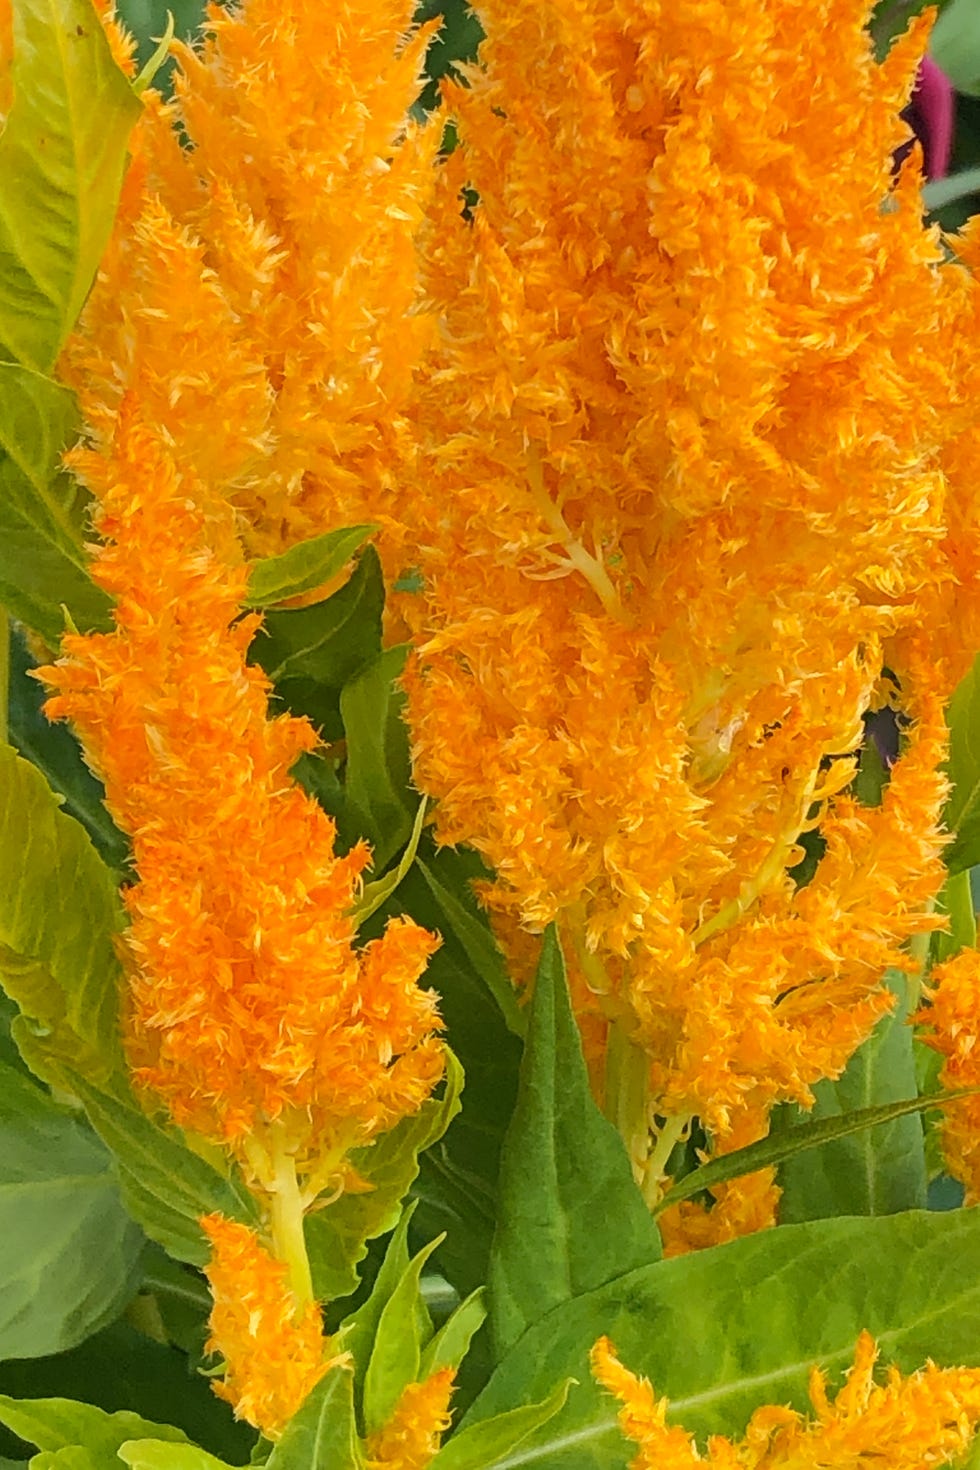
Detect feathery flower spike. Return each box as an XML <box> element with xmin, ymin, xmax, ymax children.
<box><xmin>365</xmin><ymin>1368</ymin><xmax>456</xmax><ymax>1469</ymax></box>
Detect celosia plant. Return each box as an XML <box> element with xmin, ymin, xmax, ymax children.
<box><xmin>5</xmin><ymin>0</ymin><xmax>980</xmax><ymax>1467</ymax></box>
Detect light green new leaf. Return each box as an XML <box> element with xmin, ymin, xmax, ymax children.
<box><xmin>432</xmin><ymin>1382</ymin><xmax>571</xmax><ymax>1470</ymax></box>
<box><xmin>363</xmin><ymin>1236</ymin><xmax>443</xmax><ymax>1436</ymax></box>
<box><xmin>419</xmin><ymin>1289</ymin><xmax>487</xmax><ymax>1379</ymax></box>
<box><xmin>0</xmin><ymin>1399</ymin><xmax>186</xmax><ymax>1462</ymax></box>
<box><xmin>340</xmin><ymin>1205</ymin><xmax>416</xmax><ymax>1389</ymax></box>
<box><xmin>488</xmin><ymin>927</ymin><xmax>661</xmax><ymax>1363</ymax></box>
<box><xmin>306</xmin><ymin>1051</ymin><xmax>463</xmax><ymax>1302</ymax></box>
<box><xmin>465</xmin><ymin>1207</ymin><xmax>980</xmax><ymax>1465</ymax></box>
<box><xmin>658</xmin><ymin>1089</ymin><xmax>970</xmax><ymax>1214</ymax></box>
<box><xmin>246</xmin><ymin>526</ymin><xmax>377</xmax><ymax>608</ymax></box>
<box><xmin>119</xmin><ymin>1445</ymin><xmax>232</xmax><ymax>1470</ymax></box>
<box><xmin>0</xmin><ymin>359</ymin><xmax>110</xmax><ymax>637</ymax></box>
<box><xmin>73</xmin><ymin>1081</ymin><xmax>260</xmax><ymax>1267</ymax></box>
<box><xmin>931</xmin><ymin>866</ymin><xmax>978</xmax><ymax>965</ymax></box>
<box><xmin>0</xmin><ymin>1062</ymin><xmax>144</xmax><ymax>1358</ymax></box>
<box><xmin>350</xmin><ymin>799</ymin><xmax>427</xmax><ymax>931</ymax></box>
<box><xmin>30</xmin><ymin>1448</ymin><xmax>97</xmax><ymax>1470</ymax></box>
<box><xmin>339</xmin><ymin>645</ymin><xmax>415</xmax><ymax>871</ymax></box>
<box><xmin>943</xmin><ymin>652</ymin><xmax>980</xmax><ymax>874</ymax></box>
<box><xmin>0</xmin><ymin>742</ymin><xmax>125</xmax><ymax>1086</ymax></box>
<box><xmin>0</xmin><ymin>0</ymin><xmax>141</xmax><ymax>372</ymax></box>
<box><xmin>777</xmin><ymin>969</ymin><xmax>926</xmax><ymax>1222</ymax></box>
<box><xmin>264</xmin><ymin>1368</ymin><xmax>363</xmax><ymax>1470</ymax></box>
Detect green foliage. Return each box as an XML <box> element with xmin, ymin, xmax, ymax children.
<box><xmin>432</xmin><ymin>1381</ymin><xmax>571</xmax><ymax>1470</ymax></box>
<box><xmin>119</xmin><ymin>1445</ymin><xmax>233</xmax><ymax>1470</ymax></box>
<box><xmin>7</xmin><ymin>625</ymin><xmax>127</xmax><ymax>872</ymax></box>
<box><xmin>0</xmin><ymin>1401</ymin><xmax>187</xmax><ymax>1465</ymax></box>
<box><xmin>338</xmin><ymin>646</ymin><xmax>415</xmax><ymax>871</ymax></box>
<box><xmin>0</xmin><ymin>1063</ymin><xmax>144</xmax><ymax>1359</ymax></box>
<box><xmin>932</xmin><ymin>0</ymin><xmax>980</xmax><ymax>95</ymax></box>
<box><xmin>263</xmin><ymin>1371</ymin><xmax>362</xmax><ymax>1470</ymax></box>
<box><xmin>305</xmin><ymin>1052</ymin><xmax>463</xmax><ymax>1301</ymax></box>
<box><xmin>777</xmin><ymin>970</ymin><xmax>927</xmax><ymax>1221</ymax></box>
<box><xmin>0</xmin><ymin>0</ymin><xmax>140</xmax><ymax>372</ymax></box>
<box><xmin>419</xmin><ymin>1291</ymin><xmax>486</xmax><ymax>1380</ymax></box>
<box><xmin>945</xmin><ymin>652</ymin><xmax>980</xmax><ymax>875</ymax></box>
<box><xmin>0</xmin><ymin>743</ymin><xmax>126</xmax><ymax>1086</ymax></box>
<box><xmin>466</xmin><ymin>1208</ymin><xmax>980</xmax><ymax>1463</ymax></box>
<box><xmin>246</xmin><ymin>528</ymin><xmax>377</xmax><ymax>609</ymax></box>
<box><xmin>488</xmin><ymin>927</ymin><xmax>661</xmax><ymax>1363</ymax></box>
<box><xmin>362</xmin><ymin>1236</ymin><xmax>441</xmax><ymax>1435</ymax></box>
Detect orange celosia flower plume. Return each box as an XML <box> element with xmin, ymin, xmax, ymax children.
<box><xmin>294</xmin><ymin>0</ymin><xmax>980</xmax><ymax>1246</ymax></box>
<box><xmin>591</xmin><ymin>1333</ymin><xmax>980</xmax><ymax>1469</ymax></box>
<box><xmin>36</xmin><ymin>0</ymin><xmax>447</xmax><ymax>1430</ymax></box>
<box><xmin>365</xmin><ymin>1367</ymin><xmax>456</xmax><ymax>1469</ymax></box>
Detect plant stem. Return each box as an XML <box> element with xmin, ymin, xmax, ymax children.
<box><xmin>268</xmin><ymin>1131</ymin><xmax>314</xmax><ymax>1310</ymax></box>
<box><xmin>641</xmin><ymin>1112</ymin><xmax>692</xmax><ymax>1210</ymax></box>
<box><xmin>604</xmin><ymin>1017</ymin><xmax>651</xmax><ymax>1185</ymax></box>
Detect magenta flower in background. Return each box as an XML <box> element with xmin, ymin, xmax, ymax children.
<box><xmin>907</xmin><ymin>54</ymin><xmax>955</xmax><ymax>179</ymax></box>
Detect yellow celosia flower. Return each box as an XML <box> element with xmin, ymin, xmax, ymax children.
<box><xmin>297</xmin><ymin>0</ymin><xmax>980</xmax><ymax>1236</ymax></box>
<box><xmin>915</xmin><ymin>947</ymin><xmax>980</xmax><ymax>1199</ymax></box>
<box><xmin>201</xmin><ymin>1214</ymin><xmax>341</xmax><ymax>1439</ymax></box>
<box><xmin>591</xmin><ymin>1332</ymin><xmax>980</xmax><ymax>1469</ymax></box>
<box><xmin>365</xmin><ymin>1368</ymin><xmax>456</xmax><ymax>1469</ymax></box>
<box><xmin>41</xmin><ymin>397</ymin><xmax>445</xmax><ymax>1204</ymax></box>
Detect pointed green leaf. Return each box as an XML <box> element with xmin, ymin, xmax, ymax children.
<box><xmin>488</xmin><ymin>926</ymin><xmax>661</xmax><ymax>1363</ymax></box>
<box><xmin>932</xmin><ymin>866</ymin><xmax>978</xmax><ymax>965</ymax></box>
<box><xmin>363</xmin><ymin>1236</ymin><xmax>443</xmax><ymax>1436</ymax></box>
<box><xmin>119</xmin><ymin>1445</ymin><xmax>231</xmax><ymax>1470</ymax></box>
<box><xmin>72</xmin><ymin>1080</ymin><xmax>261</xmax><ymax>1266</ymax></box>
<box><xmin>131</xmin><ymin>10</ymin><xmax>175</xmax><ymax>95</ymax></box>
<box><xmin>0</xmin><ymin>742</ymin><xmax>125</xmax><ymax>1086</ymax></box>
<box><xmin>264</xmin><ymin>1367</ymin><xmax>364</xmax><ymax>1470</ymax></box>
<box><xmin>306</xmin><ymin>1051</ymin><xmax>463</xmax><ymax>1302</ymax></box>
<box><xmin>338</xmin><ymin>644</ymin><xmax>415</xmax><ymax>871</ymax></box>
<box><xmin>417</xmin><ymin>858</ymin><xmax>525</xmax><ymax>1039</ymax></box>
<box><xmin>246</xmin><ymin>527</ymin><xmax>377</xmax><ymax>608</ymax></box>
<box><xmin>465</xmin><ymin>1207</ymin><xmax>980</xmax><ymax>1464</ymax></box>
<box><xmin>943</xmin><ymin>652</ymin><xmax>980</xmax><ymax>874</ymax></box>
<box><xmin>0</xmin><ymin>1061</ymin><xmax>144</xmax><ymax>1357</ymax></box>
<box><xmin>432</xmin><ymin>1382</ymin><xmax>571</xmax><ymax>1470</ymax></box>
<box><xmin>777</xmin><ymin>969</ymin><xmax>927</xmax><ymax>1221</ymax></box>
<box><xmin>0</xmin><ymin>0</ymin><xmax>141</xmax><ymax>372</ymax></box>
<box><xmin>419</xmin><ymin>1290</ymin><xmax>487</xmax><ymax>1379</ymax></box>
<box><xmin>350</xmin><ymin>799</ymin><xmax>427</xmax><ymax>931</ymax></box>
<box><xmin>0</xmin><ymin>1400</ymin><xmax>186</xmax><ymax>1462</ymax></box>
<box><xmin>658</xmin><ymin>1089</ymin><xmax>973</xmax><ymax>1214</ymax></box>
<box><xmin>340</xmin><ymin>1205</ymin><xmax>417</xmax><ymax>1388</ymax></box>
<box><xmin>931</xmin><ymin>0</ymin><xmax>980</xmax><ymax>95</ymax></box>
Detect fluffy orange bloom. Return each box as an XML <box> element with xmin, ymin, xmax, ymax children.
<box><xmin>591</xmin><ymin>1332</ymin><xmax>980</xmax><ymax>1469</ymax></box>
<box><xmin>41</xmin><ymin>399</ymin><xmax>444</xmax><ymax>1191</ymax></box>
<box><xmin>915</xmin><ymin>947</ymin><xmax>980</xmax><ymax>1199</ymax></box>
<box><xmin>365</xmin><ymin>1368</ymin><xmax>456</xmax><ymax>1469</ymax></box>
<box><xmin>201</xmin><ymin>1214</ymin><xmax>339</xmax><ymax>1438</ymax></box>
<box><xmin>295</xmin><ymin>0</ymin><xmax>980</xmax><ymax>1235</ymax></box>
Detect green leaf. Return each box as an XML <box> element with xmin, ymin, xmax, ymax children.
<box><xmin>658</xmin><ymin>1090</ymin><xmax>966</xmax><ymax>1214</ymax></box>
<box><xmin>943</xmin><ymin>652</ymin><xmax>980</xmax><ymax>874</ymax></box>
<box><xmin>0</xmin><ymin>0</ymin><xmax>141</xmax><ymax>372</ymax></box>
<box><xmin>432</xmin><ymin>1382</ymin><xmax>571</xmax><ymax>1470</ymax></box>
<box><xmin>305</xmin><ymin>1052</ymin><xmax>463</xmax><ymax>1302</ymax></box>
<box><xmin>0</xmin><ymin>742</ymin><xmax>125</xmax><ymax>1086</ymax></box>
<box><xmin>119</xmin><ymin>1445</ymin><xmax>232</xmax><ymax>1470</ymax></box>
<box><xmin>264</xmin><ymin>1368</ymin><xmax>363</xmax><ymax>1470</ymax></box>
<box><xmin>488</xmin><ymin>927</ymin><xmax>661</xmax><ymax>1363</ymax></box>
<box><xmin>0</xmin><ymin>1320</ymin><xmax>254</xmax><ymax>1465</ymax></box>
<box><xmin>340</xmin><ymin>1204</ymin><xmax>416</xmax><ymax>1390</ymax></box>
<box><xmin>338</xmin><ymin>645</ymin><xmax>415</xmax><ymax>871</ymax></box>
<box><xmin>30</xmin><ymin>1451</ymin><xmax>97</xmax><ymax>1470</ymax></box>
<box><xmin>0</xmin><ymin>1400</ymin><xmax>186</xmax><ymax>1463</ymax></box>
<box><xmin>246</xmin><ymin>527</ymin><xmax>376</xmax><ymax>608</ymax></box>
<box><xmin>923</xmin><ymin>167</ymin><xmax>980</xmax><ymax>212</ymax></box>
<box><xmin>8</xmin><ymin>625</ymin><xmax>127</xmax><ymax>870</ymax></box>
<box><xmin>131</xmin><ymin>9</ymin><xmax>174</xmax><ymax>95</ymax></box>
<box><xmin>363</xmin><ymin>1236</ymin><xmax>443</xmax><ymax>1436</ymax></box>
<box><xmin>465</xmin><ymin>1207</ymin><xmax>980</xmax><ymax>1463</ymax></box>
<box><xmin>72</xmin><ymin>1080</ymin><xmax>260</xmax><ymax>1267</ymax></box>
<box><xmin>931</xmin><ymin>0</ymin><xmax>980</xmax><ymax>95</ymax></box>
<box><xmin>777</xmin><ymin>969</ymin><xmax>927</xmax><ymax>1221</ymax></box>
<box><xmin>350</xmin><ymin>799</ymin><xmax>427</xmax><ymax>931</ymax></box>
<box><xmin>137</xmin><ymin>1246</ymin><xmax>212</xmax><ymax>1358</ymax></box>
<box><xmin>0</xmin><ymin>1061</ymin><xmax>144</xmax><ymax>1358</ymax></box>
<box><xmin>931</xmin><ymin>867</ymin><xmax>978</xmax><ymax>965</ymax></box>
<box><xmin>419</xmin><ymin>1290</ymin><xmax>487</xmax><ymax>1379</ymax></box>
<box><xmin>251</xmin><ymin>547</ymin><xmax>384</xmax><ymax>736</ymax></box>
<box><xmin>417</xmin><ymin>858</ymin><xmax>525</xmax><ymax>1040</ymax></box>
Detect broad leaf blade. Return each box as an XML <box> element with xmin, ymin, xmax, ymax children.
<box><xmin>465</xmin><ymin>1208</ymin><xmax>980</xmax><ymax>1464</ymax></box>
<box><xmin>363</xmin><ymin>1236</ymin><xmax>443</xmax><ymax>1436</ymax></box>
<box><xmin>433</xmin><ymin>1382</ymin><xmax>570</xmax><ymax>1470</ymax></box>
<box><xmin>264</xmin><ymin>1368</ymin><xmax>363</xmax><ymax>1470</ymax></box>
<box><xmin>0</xmin><ymin>0</ymin><xmax>141</xmax><ymax>372</ymax></box>
<box><xmin>943</xmin><ymin>652</ymin><xmax>980</xmax><ymax>874</ymax></box>
<box><xmin>0</xmin><ymin>742</ymin><xmax>125</xmax><ymax>1085</ymax></box>
<box><xmin>0</xmin><ymin>1400</ymin><xmax>186</xmax><ymax>1460</ymax></box>
<box><xmin>119</xmin><ymin>1445</ymin><xmax>232</xmax><ymax>1470</ymax></box>
<box><xmin>777</xmin><ymin>969</ymin><xmax>927</xmax><ymax>1221</ymax></box>
<box><xmin>246</xmin><ymin>526</ymin><xmax>376</xmax><ymax>608</ymax></box>
<box><xmin>0</xmin><ymin>1062</ymin><xmax>144</xmax><ymax>1358</ymax></box>
<box><xmin>338</xmin><ymin>644</ymin><xmax>415</xmax><ymax>871</ymax></box>
<box><xmin>488</xmin><ymin>927</ymin><xmax>661</xmax><ymax>1362</ymax></box>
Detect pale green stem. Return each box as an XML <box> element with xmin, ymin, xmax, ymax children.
<box><xmin>268</xmin><ymin>1134</ymin><xmax>314</xmax><ymax>1310</ymax></box>
<box><xmin>604</xmin><ymin>1018</ymin><xmax>652</xmax><ymax>1185</ymax></box>
<box><xmin>641</xmin><ymin>1112</ymin><xmax>692</xmax><ymax>1210</ymax></box>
